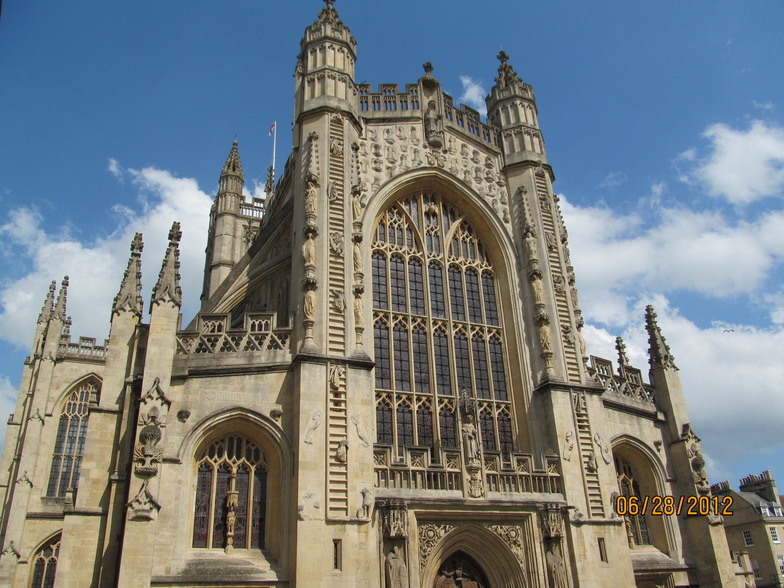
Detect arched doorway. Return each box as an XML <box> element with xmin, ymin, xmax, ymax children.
<box><xmin>434</xmin><ymin>551</ymin><xmax>490</xmax><ymax>587</ymax></box>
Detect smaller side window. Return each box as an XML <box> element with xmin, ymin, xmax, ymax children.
<box><xmin>742</xmin><ymin>529</ymin><xmax>754</xmax><ymax>547</ymax></box>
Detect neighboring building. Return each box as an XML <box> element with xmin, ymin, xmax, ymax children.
<box><xmin>0</xmin><ymin>2</ymin><xmax>752</xmax><ymax>586</ymax></box>
<box><xmin>713</xmin><ymin>472</ymin><xmax>784</xmax><ymax>587</ymax></box>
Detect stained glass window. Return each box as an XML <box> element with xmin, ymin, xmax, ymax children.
<box><xmin>30</xmin><ymin>535</ymin><xmax>60</xmax><ymax>588</ymax></box>
<box><xmin>615</xmin><ymin>456</ymin><xmax>651</xmax><ymax>546</ymax></box>
<box><xmin>371</xmin><ymin>192</ymin><xmax>514</xmax><ymax>464</ymax></box>
<box><xmin>192</xmin><ymin>434</ymin><xmax>267</xmax><ymax>550</ymax></box>
<box><xmin>47</xmin><ymin>381</ymin><xmax>97</xmax><ymax>497</ymax></box>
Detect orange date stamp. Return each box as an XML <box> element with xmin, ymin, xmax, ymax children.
<box><xmin>615</xmin><ymin>495</ymin><xmax>733</xmax><ymax>517</ymax></box>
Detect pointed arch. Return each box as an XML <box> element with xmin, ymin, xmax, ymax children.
<box><xmin>45</xmin><ymin>376</ymin><xmax>101</xmax><ymax>497</ymax></box>
<box><xmin>420</xmin><ymin>524</ymin><xmax>528</xmax><ymax>588</ymax></box>
<box><xmin>28</xmin><ymin>532</ymin><xmax>61</xmax><ymax>588</ymax></box>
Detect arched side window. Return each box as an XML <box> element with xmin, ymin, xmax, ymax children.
<box><xmin>30</xmin><ymin>534</ymin><xmax>60</xmax><ymax>588</ymax></box>
<box><xmin>46</xmin><ymin>381</ymin><xmax>98</xmax><ymax>497</ymax></box>
<box><xmin>192</xmin><ymin>434</ymin><xmax>267</xmax><ymax>550</ymax></box>
<box><xmin>372</xmin><ymin>192</ymin><xmax>513</xmax><ymax>462</ymax></box>
<box><xmin>615</xmin><ymin>455</ymin><xmax>650</xmax><ymax>546</ymax></box>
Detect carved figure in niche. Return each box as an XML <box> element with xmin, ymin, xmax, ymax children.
<box><xmin>570</xmin><ymin>285</ymin><xmax>579</xmax><ymax>308</ymax></box>
<box><xmin>531</xmin><ymin>277</ymin><xmax>544</xmax><ymax>305</ymax></box>
<box><xmin>330</xmin><ymin>137</ymin><xmax>343</xmax><ymax>156</ymax></box>
<box><xmin>336</xmin><ymin>439</ymin><xmax>348</xmax><ymax>463</ymax></box>
<box><xmin>304</xmin><ymin>179</ymin><xmax>318</xmax><ymax>217</ymax></box>
<box><xmin>357</xmin><ymin>487</ymin><xmax>373</xmax><ymax>518</ymax></box>
<box><xmin>328</xmin><ymin>181</ymin><xmax>339</xmax><ymax>202</ymax></box>
<box><xmin>372</xmin><ymin>157</ymin><xmax>384</xmax><ymax>172</ymax></box>
<box><xmin>332</xmin><ymin>289</ymin><xmax>346</xmax><ymax>312</ymax></box>
<box><xmin>426</xmin><ymin>150</ymin><xmax>438</xmax><ymax>166</ymax></box>
<box><xmin>384</xmin><ymin>127</ymin><xmax>395</xmax><ymax>144</ymax></box>
<box><xmin>399</xmin><ymin>150</ymin><xmax>409</xmax><ymax>170</ymax></box>
<box><xmin>409</xmin><ymin>126</ymin><xmax>418</xmax><ymax>143</ymax></box>
<box><xmin>449</xmin><ymin>157</ymin><xmax>459</xmax><ymax>174</ymax></box>
<box><xmin>593</xmin><ymin>432</ymin><xmax>612</xmax><ymax>464</ymax></box>
<box><xmin>463</xmin><ymin>169</ymin><xmax>472</xmax><ymax>184</ymax></box>
<box><xmin>397</xmin><ymin>125</ymin><xmax>407</xmax><ymax>142</ymax></box>
<box><xmin>447</xmin><ymin>136</ymin><xmax>455</xmax><ymax>154</ymax></box>
<box><xmin>545</xmin><ymin>231</ymin><xmax>557</xmax><ymax>252</ymax></box>
<box><xmin>329</xmin><ymin>364</ymin><xmax>344</xmax><ymax>389</ymax></box>
<box><xmin>368</xmin><ymin>129</ymin><xmax>378</xmax><ymax>142</ymax></box>
<box><xmin>329</xmin><ymin>232</ymin><xmax>345</xmax><ymax>256</ymax></box>
<box><xmin>353</xmin><ymin>293</ymin><xmax>364</xmax><ymax>330</ymax></box>
<box><xmin>303</xmin><ymin>289</ymin><xmax>316</xmax><ymax>320</ymax></box>
<box><xmin>372</xmin><ymin>143</ymin><xmax>383</xmax><ymax>157</ymax></box>
<box><xmin>412</xmin><ymin>148</ymin><xmax>422</xmax><ymax>167</ymax></box>
<box><xmin>303</xmin><ymin>409</ymin><xmax>322</xmax><ymax>444</ymax></box>
<box><xmin>546</xmin><ymin>541</ymin><xmax>569</xmax><ymax>588</ymax></box>
<box><xmin>385</xmin><ymin>546</ymin><xmax>408</xmax><ymax>588</ymax></box>
<box><xmin>353</xmin><ymin>241</ymin><xmax>362</xmax><ymax>273</ymax></box>
<box><xmin>468</xmin><ymin>470</ymin><xmax>484</xmax><ymax>498</ymax></box>
<box><xmin>553</xmin><ymin>275</ymin><xmax>565</xmax><ymax>294</ymax></box>
<box><xmin>302</xmin><ymin>233</ymin><xmax>316</xmax><ymax>267</ymax></box>
<box><xmin>578</xmin><ymin>329</ymin><xmax>587</xmax><ymax>358</ymax></box>
<box><xmin>562</xmin><ymin>431</ymin><xmax>575</xmax><ymax>461</ymax></box>
<box><xmin>351</xmin><ymin>412</ymin><xmax>371</xmax><ymax>447</ymax></box>
<box><xmin>436</xmin><ymin>553</ymin><xmax>488</xmax><ymax>587</ymax></box>
<box><xmin>474</xmin><ymin>166</ymin><xmax>483</xmax><ymax>183</ymax></box>
<box><xmin>387</xmin><ymin>145</ymin><xmax>398</xmax><ymax>164</ymax></box>
<box><xmin>561</xmin><ymin>324</ymin><xmax>574</xmax><ymax>346</ymax></box>
<box><xmin>586</xmin><ymin>451</ymin><xmax>598</xmax><ymax>472</ymax></box>
<box><xmin>538</xmin><ymin>322</ymin><xmax>552</xmax><ymax>353</ymax></box>
<box><xmin>461</xmin><ymin>417</ymin><xmax>480</xmax><ymax>465</ymax></box>
<box><xmin>424</xmin><ymin>101</ymin><xmax>444</xmax><ymax>149</ymax></box>
<box><xmin>524</xmin><ymin>226</ymin><xmax>537</xmax><ymax>259</ymax></box>
<box><xmin>352</xmin><ymin>189</ymin><xmax>363</xmax><ymax>221</ymax></box>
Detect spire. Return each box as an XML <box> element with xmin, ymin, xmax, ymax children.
<box><xmin>53</xmin><ymin>276</ymin><xmax>69</xmax><ymax>322</ymax></box>
<box><xmin>317</xmin><ymin>0</ymin><xmax>342</xmax><ymax>25</ymax></box>
<box><xmin>222</xmin><ymin>139</ymin><xmax>244</xmax><ymax>179</ymax></box>
<box><xmin>151</xmin><ymin>222</ymin><xmax>182</xmax><ymax>310</ymax></box>
<box><xmin>112</xmin><ymin>233</ymin><xmax>144</xmax><ymax>319</ymax></box>
<box><xmin>37</xmin><ymin>280</ymin><xmax>57</xmax><ymax>324</ymax></box>
<box><xmin>645</xmin><ymin>305</ymin><xmax>677</xmax><ymax>370</ymax></box>
<box><xmin>615</xmin><ymin>336</ymin><xmax>629</xmax><ymax>367</ymax></box>
<box><xmin>494</xmin><ymin>50</ymin><xmax>522</xmax><ymax>89</ymax></box>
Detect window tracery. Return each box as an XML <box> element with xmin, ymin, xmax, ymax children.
<box><xmin>30</xmin><ymin>534</ymin><xmax>60</xmax><ymax>588</ymax></box>
<box><xmin>372</xmin><ymin>191</ymin><xmax>513</xmax><ymax>463</ymax></box>
<box><xmin>615</xmin><ymin>456</ymin><xmax>650</xmax><ymax>546</ymax></box>
<box><xmin>46</xmin><ymin>381</ymin><xmax>97</xmax><ymax>497</ymax></box>
<box><xmin>192</xmin><ymin>434</ymin><xmax>267</xmax><ymax>550</ymax></box>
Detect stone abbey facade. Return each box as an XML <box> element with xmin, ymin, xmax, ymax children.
<box><xmin>0</xmin><ymin>2</ymin><xmax>754</xmax><ymax>587</ymax></box>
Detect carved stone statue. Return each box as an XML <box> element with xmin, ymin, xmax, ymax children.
<box><xmin>352</xmin><ymin>189</ymin><xmax>363</xmax><ymax>221</ymax></box>
<box><xmin>385</xmin><ymin>546</ymin><xmax>409</xmax><ymax>588</ymax></box>
<box><xmin>304</xmin><ymin>179</ymin><xmax>318</xmax><ymax>217</ymax></box>
<box><xmin>353</xmin><ymin>241</ymin><xmax>362</xmax><ymax>273</ymax></box>
<box><xmin>532</xmin><ymin>277</ymin><xmax>544</xmax><ymax>305</ymax></box>
<box><xmin>546</xmin><ymin>541</ymin><xmax>569</xmax><ymax>588</ymax></box>
<box><xmin>461</xmin><ymin>418</ymin><xmax>480</xmax><ymax>465</ymax></box>
<box><xmin>302</xmin><ymin>233</ymin><xmax>316</xmax><ymax>266</ymax></box>
<box><xmin>304</xmin><ymin>289</ymin><xmax>316</xmax><ymax>320</ymax></box>
<box><xmin>424</xmin><ymin>101</ymin><xmax>443</xmax><ymax>149</ymax></box>
<box><xmin>538</xmin><ymin>322</ymin><xmax>552</xmax><ymax>353</ymax></box>
<box><xmin>353</xmin><ymin>294</ymin><xmax>363</xmax><ymax>329</ymax></box>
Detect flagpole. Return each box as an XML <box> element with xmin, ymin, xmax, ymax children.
<box><xmin>271</xmin><ymin>120</ymin><xmax>277</xmax><ymax>176</ymax></box>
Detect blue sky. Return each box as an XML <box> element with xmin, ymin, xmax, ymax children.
<box><xmin>1</xmin><ymin>1</ymin><xmax>783</xmax><ymax>491</ymax></box>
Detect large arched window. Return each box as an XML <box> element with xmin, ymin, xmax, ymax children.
<box><xmin>192</xmin><ymin>433</ymin><xmax>267</xmax><ymax>550</ymax></box>
<box><xmin>615</xmin><ymin>455</ymin><xmax>650</xmax><ymax>546</ymax></box>
<box><xmin>46</xmin><ymin>380</ymin><xmax>97</xmax><ymax>497</ymax></box>
<box><xmin>372</xmin><ymin>192</ymin><xmax>512</xmax><ymax>461</ymax></box>
<box><xmin>30</xmin><ymin>534</ymin><xmax>60</xmax><ymax>588</ymax></box>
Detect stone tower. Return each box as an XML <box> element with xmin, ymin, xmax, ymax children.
<box><xmin>0</xmin><ymin>2</ymin><xmax>745</xmax><ymax>587</ymax></box>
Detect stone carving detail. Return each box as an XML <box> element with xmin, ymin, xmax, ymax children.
<box><xmin>328</xmin><ymin>180</ymin><xmax>339</xmax><ymax>202</ymax></box>
<box><xmin>418</xmin><ymin>523</ymin><xmax>454</xmax><ymax>570</ymax></box>
<box><xmin>329</xmin><ymin>364</ymin><xmax>345</xmax><ymax>390</ymax></box>
<box><xmin>562</xmin><ymin>431</ymin><xmax>575</xmax><ymax>461</ymax></box>
<box><xmin>351</xmin><ymin>412</ymin><xmax>370</xmax><ymax>447</ymax></box>
<box><xmin>682</xmin><ymin>424</ymin><xmax>711</xmax><ymax>496</ymax></box>
<box><xmin>151</xmin><ymin>223</ymin><xmax>182</xmax><ymax>308</ymax></box>
<box><xmin>385</xmin><ymin>546</ymin><xmax>409</xmax><ymax>588</ymax></box>
<box><xmin>113</xmin><ymin>233</ymin><xmax>144</xmax><ymax>318</ymax></box>
<box><xmin>330</xmin><ymin>137</ymin><xmax>343</xmax><ymax>156</ymax></box>
<box><xmin>468</xmin><ymin>470</ymin><xmax>484</xmax><ymax>498</ymax></box>
<box><xmin>356</xmin><ymin>487</ymin><xmax>373</xmax><ymax>519</ymax></box>
<box><xmin>593</xmin><ymin>432</ymin><xmax>612</xmax><ymax>464</ymax></box>
<box><xmin>127</xmin><ymin>479</ymin><xmax>160</xmax><ymax>521</ymax></box>
<box><xmin>538</xmin><ymin>505</ymin><xmax>564</xmax><ymax>540</ymax></box>
<box><xmin>134</xmin><ymin>406</ymin><xmax>164</xmax><ymax>476</ymax></box>
<box><xmin>1</xmin><ymin>540</ymin><xmax>21</xmax><ymax>560</ymax></box>
<box><xmin>298</xmin><ymin>491</ymin><xmax>322</xmax><ymax>521</ymax></box>
<box><xmin>489</xmin><ymin>524</ymin><xmax>526</xmax><ymax>565</ymax></box>
<box><xmin>329</xmin><ymin>231</ymin><xmax>345</xmax><ymax>256</ymax></box>
<box><xmin>424</xmin><ymin>100</ymin><xmax>444</xmax><ymax>149</ymax></box>
<box><xmin>332</xmin><ymin>289</ymin><xmax>346</xmax><ymax>312</ymax></box>
<box><xmin>304</xmin><ymin>176</ymin><xmax>319</xmax><ymax>222</ymax></box>
<box><xmin>303</xmin><ymin>409</ymin><xmax>323</xmax><ymax>444</ymax></box>
<box><xmin>335</xmin><ymin>439</ymin><xmax>349</xmax><ymax>463</ymax></box>
<box><xmin>28</xmin><ymin>408</ymin><xmax>44</xmax><ymax>424</ymax></box>
<box><xmin>546</xmin><ymin>540</ymin><xmax>569</xmax><ymax>588</ymax></box>
<box><xmin>379</xmin><ymin>499</ymin><xmax>408</xmax><ymax>538</ymax></box>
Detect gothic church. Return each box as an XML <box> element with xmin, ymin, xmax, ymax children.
<box><xmin>0</xmin><ymin>2</ymin><xmax>751</xmax><ymax>586</ymax></box>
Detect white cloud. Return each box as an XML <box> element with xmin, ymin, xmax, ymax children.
<box><xmin>582</xmin><ymin>300</ymin><xmax>784</xmax><ymax>467</ymax></box>
<box><xmin>107</xmin><ymin>157</ymin><xmax>123</xmax><ymax>179</ymax></box>
<box><xmin>597</xmin><ymin>171</ymin><xmax>627</xmax><ymax>189</ymax></box>
<box><xmin>691</xmin><ymin>120</ymin><xmax>784</xmax><ymax>204</ymax></box>
<box><xmin>650</xmin><ymin>181</ymin><xmax>666</xmax><ymax>198</ymax></box>
<box><xmin>0</xmin><ymin>164</ymin><xmax>212</xmax><ymax>349</ymax></box>
<box><xmin>753</xmin><ymin>100</ymin><xmax>774</xmax><ymax>111</ymax></box>
<box><xmin>458</xmin><ymin>76</ymin><xmax>487</xmax><ymax>117</ymax></box>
